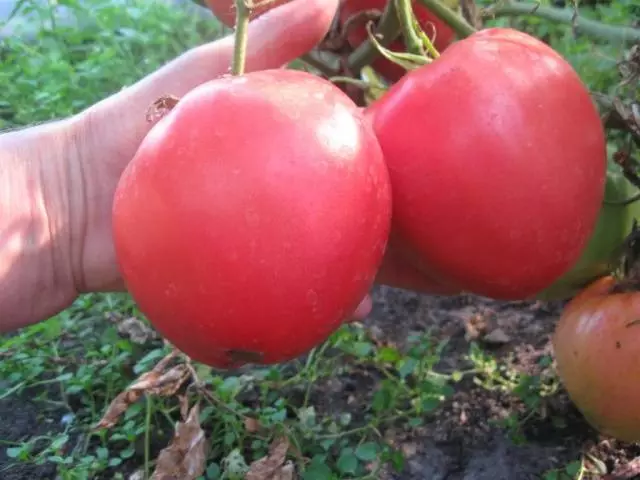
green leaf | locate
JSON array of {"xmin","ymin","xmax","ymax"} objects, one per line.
[
  {"xmin": 96, "ymin": 446, "xmax": 109, "ymax": 460},
  {"xmin": 408, "ymin": 417, "xmax": 423, "ymax": 427},
  {"xmin": 372, "ymin": 382, "xmax": 395, "ymax": 412},
  {"xmin": 398, "ymin": 358, "xmax": 418, "ymax": 378},
  {"xmin": 6, "ymin": 446, "xmax": 24, "ymax": 459},
  {"xmin": 421, "ymin": 397, "xmax": 442, "ymax": 412},
  {"xmin": 56, "ymin": 372, "xmax": 73, "ymax": 382},
  {"xmin": 355, "ymin": 442, "xmax": 379, "ymax": 461},
  {"xmin": 50, "ymin": 434, "xmax": 69, "ymax": 450},
  {"xmin": 352, "ymin": 341, "xmax": 373, "ymax": 357},
  {"xmin": 565, "ymin": 460, "xmax": 582, "ymax": 476},
  {"xmin": 336, "ymin": 449, "xmax": 359, "ymax": 474},
  {"xmin": 303, "ymin": 460, "xmax": 333, "ymax": 480},
  {"xmin": 320, "ymin": 439, "xmax": 335, "ymax": 451},
  {"xmin": 206, "ymin": 462, "xmax": 221, "ymax": 479},
  {"xmin": 376, "ymin": 347, "xmax": 402, "ymax": 363},
  {"xmin": 120, "ymin": 446, "xmax": 135, "ymax": 459}
]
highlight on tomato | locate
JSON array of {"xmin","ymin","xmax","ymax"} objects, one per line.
[{"xmin": 112, "ymin": 69, "xmax": 392, "ymax": 369}]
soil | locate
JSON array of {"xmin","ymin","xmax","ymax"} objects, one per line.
[{"xmin": 2, "ymin": 286, "xmax": 640, "ymax": 479}]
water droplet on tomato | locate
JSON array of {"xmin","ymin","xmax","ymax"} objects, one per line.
[{"xmin": 306, "ymin": 290, "xmax": 318, "ymax": 306}]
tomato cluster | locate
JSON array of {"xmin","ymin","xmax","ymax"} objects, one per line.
[{"xmin": 112, "ymin": 1, "xmax": 609, "ymax": 371}]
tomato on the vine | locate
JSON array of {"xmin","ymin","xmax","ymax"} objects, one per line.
[
  {"xmin": 112, "ymin": 69, "xmax": 392, "ymax": 369},
  {"xmin": 366, "ymin": 27, "xmax": 606, "ymax": 300},
  {"xmin": 338, "ymin": 0, "xmax": 456, "ymax": 82},
  {"xmin": 552, "ymin": 275, "xmax": 640, "ymax": 442},
  {"xmin": 203, "ymin": 0, "xmax": 291, "ymax": 27},
  {"xmin": 537, "ymin": 161, "xmax": 640, "ymax": 301}
]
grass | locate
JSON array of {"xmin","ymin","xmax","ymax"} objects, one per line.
[{"xmin": 1, "ymin": 0, "xmax": 638, "ymax": 479}]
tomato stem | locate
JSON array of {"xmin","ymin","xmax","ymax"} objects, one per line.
[
  {"xmin": 416, "ymin": 0, "xmax": 476, "ymax": 39},
  {"xmin": 364, "ymin": 20, "xmax": 431, "ymax": 71},
  {"xmin": 482, "ymin": 1, "xmax": 640, "ymax": 43},
  {"xmin": 232, "ymin": 0, "xmax": 251, "ymax": 75},
  {"xmin": 346, "ymin": 0, "xmax": 402, "ymax": 72},
  {"xmin": 395, "ymin": 0, "xmax": 425, "ymax": 56},
  {"xmin": 300, "ymin": 52, "xmax": 340, "ymax": 77}
]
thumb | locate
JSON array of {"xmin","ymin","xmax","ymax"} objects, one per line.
[
  {"xmin": 346, "ymin": 295, "xmax": 373, "ymax": 323},
  {"xmin": 87, "ymin": 0, "xmax": 339, "ymax": 151}
]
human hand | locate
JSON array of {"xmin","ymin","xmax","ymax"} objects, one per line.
[
  {"xmin": 61, "ymin": 0, "xmax": 451, "ymax": 322},
  {"xmin": 72, "ymin": 0, "xmax": 340, "ymax": 294},
  {"xmin": 61, "ymin": 0, "xmax": 377, "ymax": 321},
  {"xmin": 1, "ymin": 0, "xmax": 446, "ymax": 332}
]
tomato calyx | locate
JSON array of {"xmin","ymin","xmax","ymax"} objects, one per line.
[{"xmin": 363, "ymin": 19, "xmax": 432, "ymax": 72}]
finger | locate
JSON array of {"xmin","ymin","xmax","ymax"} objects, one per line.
[
  {"xmin": 88, "ymin": 0, "xmax": 339, "ymax": 149},
  {"xmin": 345, "ymin": 294, "xmax": 373, "ymax": 323}
]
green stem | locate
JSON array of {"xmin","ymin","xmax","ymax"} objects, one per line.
[
  {"xmin": 416, "ymin": 0, "xmax": 476, "ymax": 39},
  {"xmin": 300, "ymin": 51, "xmax": 340, "ymax": 77},
  {"xmin": 483, "ymin": 2, "xmax": 640, "ymax": 43},
  {"xmin": 347, "ymin": 0, "xmax": 402, "ymax": 72},
  {"xmin": 396, "ymin": 0, "xmax": 425, "ymax": 55},
  {"xmin": 232, "ymin": 0, "xmax": 251, "ymax": 75},
  {"xmin": 144, "ymin": 395, "xmax": 152, "ymax": 480}
]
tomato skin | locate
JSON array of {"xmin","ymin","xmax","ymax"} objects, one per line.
[
  {"xmin": 537, "ymin": 162, "xmax": 640, "ymax": 301},
  {"xmin": 366, "ymin": 27, "xmax": 606, "ymax": 300},
  {"xmin": 112, "ymin": 69, "xmax": 392, "ymax": 368},
  {"xmin": 204, "ymin": 0, "xmax": 292, "ymax": 26},
  {"xmin": 552, "ymin": 276, "xmax": 640, "ymax": 442},
  {"xmin": 338, "ymin": 0, "xmax": 456, "ymax": 82},
  {"xmin": 375, "ymin": 232, "xmax": 462, "ymax": 295}
]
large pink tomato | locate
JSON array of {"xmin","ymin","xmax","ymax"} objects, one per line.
[
  {"xmin": 366, "ymin": 27, "xmax": 606, "ymax": 300},
  {"xmin": 112, "ymin": 69, "xmax": 392, "ymax": 368}
]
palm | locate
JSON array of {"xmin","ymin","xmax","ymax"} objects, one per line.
[{"xmin": 73, "ymin": 0, "xmax": 341, "ymax": 293}]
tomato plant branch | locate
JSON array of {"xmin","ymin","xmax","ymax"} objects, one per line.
[
  {"xmin": 300, "ymin": 51, "xmax": 340, "ymax": 77},
  {"xmin": 347, "ymin": 0, "xmax": 402, "ymax": 72},
  {"xmin": 416, "ymin": 0, "xmax": 476, "ymax": 39},
  {"xmin": 231, "ymin": 0, "xmax": 251, "ymax": 75},
  {"xmin": 396, "ymin": 0, "xmax": 425, "ymax": 56},
  {"xmin": 482, "ymin": 2, "xmax": 640, "ymax": 43}
]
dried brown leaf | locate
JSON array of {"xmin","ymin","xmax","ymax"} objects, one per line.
[
  {"xmin": 246, "ymin": 437, "xmax": 294, "ymax": 480},
  {"xmin": 244, "ymin": 416, "xmax": 262, "ymax": 433},
  {"xmin": 150, "ymin": 403, "xmax": 207, "ymax": 480},
  {"xmin": 117, "ymin": 316, "xmax": 158, "ymax": 344},
  {"xmin": 146, "ymin": 95, "xmax": 180, "ymax": 123},
  {"xmin": 130, "ymin": 364, "xmax": 191, "ymax": 396},
  {"xmin": 482, "ymin": 328, "xmax": 511, "ymax": 345},
  {"xmin": 94, "ymin": 351, "xmax": 189, "ymax": 430},
  {"xmin": 611, "ymin": 456, "xmax": 640, "ymax": 478}
]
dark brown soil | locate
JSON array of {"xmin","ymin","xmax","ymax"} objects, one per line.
[
  {"xmin": 2, "ymin": 286, "xmax": 640, "ymax": 479},
  {"xmin": 0, "ymin": 392, "xmax": 63, "ymax": 480},
  {"xmin": 363, "ymin": 286, "xmax": 640, "ymax": 480}
]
